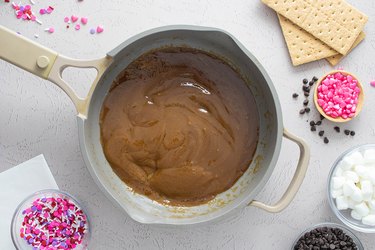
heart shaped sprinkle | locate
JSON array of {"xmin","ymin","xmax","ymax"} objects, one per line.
[{"xmin": 71, "ymin": 15, "xmax": 78, "ymax": 22}]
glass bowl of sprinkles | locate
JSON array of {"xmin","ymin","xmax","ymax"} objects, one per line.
[
  {"xmin": 313, "ymin": 70, "xmax": 364, "ymax": 123},
  {"xmin": 11, "ymin": 189, "xmax": 90, "ymax": 250}
]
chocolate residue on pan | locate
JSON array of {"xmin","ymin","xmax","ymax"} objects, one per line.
[{"xmin": 99, "ymin": 47, "xmax": 260, "ymax": 206}]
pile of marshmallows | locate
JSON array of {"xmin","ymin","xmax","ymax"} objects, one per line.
[{"xmin": 331, "ymin": 148, "xmax": 375, "ymax": 225}]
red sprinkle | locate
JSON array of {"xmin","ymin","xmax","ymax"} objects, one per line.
[{"xmin": 317, "ymin": 72, "xmax": 360, "ymax": 120}]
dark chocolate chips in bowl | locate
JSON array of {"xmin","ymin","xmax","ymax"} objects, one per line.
[{"xmin": 293, "ymin": 225, "xmax": 360, "ymax": 250}]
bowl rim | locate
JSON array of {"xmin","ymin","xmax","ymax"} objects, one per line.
[
  {"xmin": 10, "ymin": 189, "xmax": 91, "ymax": 249},
  {"xmin": 327, "ymin": 144, "xmax": 375, "ymax": 233},
  {"xmin": 291, "ymin": 222, "xmax": 364, "ymax": 250},
  {"xmin": 313, "ymin": 70, "xmax": 364, "ymax": 123}
]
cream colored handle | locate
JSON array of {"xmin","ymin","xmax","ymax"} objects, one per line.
[
  {"xmin": 248, "ymin": 129, "xmax": 310, "ymax": 213},
  {"xmin": 0, "ymin": 25, "xmax": 57, "ymax": 79},
  {"xmin": 0, "ymin": 25, "xmax": 112, "ymax": 118},
  {"xmin": 48, "ymin": 55, "xmax": 112, "ymax": 118}
]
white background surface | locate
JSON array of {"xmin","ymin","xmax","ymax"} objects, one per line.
[{"xmin": 1, "ymin": 0, "xmax": 375, "ymax": 249}]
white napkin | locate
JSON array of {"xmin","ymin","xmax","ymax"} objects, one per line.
[{"xmin": 0, "ymin": 154, "xmax": 58, "ymax": 249}]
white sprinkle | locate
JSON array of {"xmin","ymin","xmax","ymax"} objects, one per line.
[
  {"xmin": 34, "ymin": 34, "xmax": 39, "ymax": 38},
  {"xmin": 29, "ymin": 0, "xmax": 35, "ymax": 4},
  {"xmin": 35, "ymin": 18, "xmax": 42, "ymax": 25}
]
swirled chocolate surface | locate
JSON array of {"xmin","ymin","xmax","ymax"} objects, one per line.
[{"xmin": 100, "ymin": 47, "xmax": 259, "ymax": 206}]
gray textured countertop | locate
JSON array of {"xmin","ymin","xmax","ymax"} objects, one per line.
[{"xmin": 1, "ymin": 0, "xmax": 375, "ymax": 249}]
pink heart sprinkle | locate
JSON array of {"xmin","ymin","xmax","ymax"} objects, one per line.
[
  {"xmin": 96, "ymin": 25, "xmax": 104, "ymax": 33},
  {"xmin": 64, "ymin": 16, "xmax": 69, "ymax": 23},
  {"xmin": 80, "ymin": 17, "xmax": 88, "ymax": 24},
  {"xmin": 75, "ymin": 24, "xmax": 81, "ymax": 30},
  {"xmin": 370, "ymin": 80, "xmax": 375, "ymax": 87},
  {"xmin": 39, "ymin": 9, "xmax": 46, "ymax": 14},
  {"xmin": 71, "ymin": 15, "xmax": 79, "ymax": 23}
]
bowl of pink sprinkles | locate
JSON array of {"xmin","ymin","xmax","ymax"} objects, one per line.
[
  {"xmin": 11, "ymin": 189, "xmax": 90, "ymax": 250},
  {"xmin": 314, "ymin": 70, "xmax": 364, "ymax": 122}
]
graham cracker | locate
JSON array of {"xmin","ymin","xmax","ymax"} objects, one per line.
[
  {"xmin": 277, "ymin": 14, "xmax": 336, "ymax": 66},
  {"xmin": 277, "ymin": 14, "xmax": 366, "ymax": 66},
  {"xmin": 262, "ymin": 0, "xmax": 368, "ymax": 55},
  {"xmin": 326, "ymin": 32, "xmax": 365, "ymax": 66}
]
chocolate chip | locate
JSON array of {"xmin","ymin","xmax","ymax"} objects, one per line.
[
  {"xmin": 303, "ymin": 78, "xmax": 308, "ymax": 84},
  {"xmin": 311, "ymin": 126, "xmax": 316, "ymax": 131},
  {"xmin": 324, "ymin": 137, "xmax": 329, "ymax": 144},
  {"xmin": 303, "ymin": 85, "xmax": 311, "ymax": 92},
  {"xmin": 300, "ymin": 109, "xmax": 306, "ymax": 114},
  {"xmin": 304, "ymin": 92, "xmax": 310, "ymax": 97},
  {"xmin": 320, "ymin": 114, "xmax": 325, "ymax": 120},
  {"xmin": 334, "ymin": 126, "xmax": 340, "ymax": 133},
  {"xmin": 350, "ymin": 131, "xmax": 355, "ymax": 136},
  {"xmin": 309, "ymin": 81, "xmax": 315, "ymax": 86},
  {"xmin": 303, "ymin": 99, "xmax": 309, "ymax": 106},
  {"xmin": 344, "ymin": 129, "xmax": 350, "ymax": 135},
  {"xmin": 305, "ymin": 107, "xmax": 311, "ymax": 113},
  {"xmin": 310, "ymin": 121, "xmax": 315, "ymax": 126},
  {"xmin": 313, "ymin": 76, "xmax": 318, "ymax": 81},
  {"xmin": 319, "ymin": 131, "xmax": 324, "ymax": 136},
  {"xmin": 293, "ymin": 93, "xmax": 299, "ymax": 98},
  {"xmin": 316, "ymin": 121, "xmax": 322, "ymax": 126}
]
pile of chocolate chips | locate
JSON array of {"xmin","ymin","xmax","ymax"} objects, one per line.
[
  {"xmin": 294, "ymin": 226, "xmax": 358, "ymax": 250},
  {"xmin": 292, "ymin": 76, "xmax": 356, "ymax": 144}
]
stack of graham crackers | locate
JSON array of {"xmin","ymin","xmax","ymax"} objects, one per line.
[{"xmin": 262, "ymin": 0, "xmax": 368, "ymax": 66}]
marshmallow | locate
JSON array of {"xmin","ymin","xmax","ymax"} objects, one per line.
[
  {"xmin": 354, "ymin": 202, "xmax": 370, "ymax": 217},
  {"xmin": 336, "ymin": 196, "xmax": 349, "ymax": 210},
  {"xmin": 343, "ymin": 182, "xmax": 357, "ymax": 196},
  {"xmin": 363, "ymin": 149, "xmax": 375, "ymax": 162},
  {"xmin": 334, "ymin": 166, "xmax": 343, "ymax": 177},
  {"xmin": 350, "ymin": 186, "xmax": 363, "ymax": 202},
  {"xmin": 360, "ymin": 180, "xmax": 373, "ymax": 201},
  {"xmin": 347, "ymin": 151, "xmax": 364, "ymax": 165},
  {"xmin": 351, "ymin": 210, "xmax": 362, "ymax": 220},
  {"xmin": 354, "ymin": 165, "xmax": 367, "ymax": 178},
  {"xmin": 344, "ymin": 171, "xmax": 359, "ymax": 183},
  {"xmin": 368, "ymin": 200, "xmax": 375, "ymax": 211},
  {"xmin": 362, "ymin": 214, "xmax": 375, "ymax": 226},
  {"xmin": 331, "ymin": 189, "xmax": 343, "ymax": 199},
  {"xmin": 332, "ymin": 176, "xmax": 345, "ymax": 189},
  {"xmin": 365, "ymin": 169, "xmax": 375, "ymax": 184},
  {"xmin": 338, "ymin": 158, "xmax": 354, "ymax": 171},
  {"xmin": 347, "ymin": 198, "xmax": 359, "ymax": 209}
]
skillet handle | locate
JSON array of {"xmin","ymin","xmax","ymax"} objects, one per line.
[
  {"xmin": 0, "ymin": 25, "xmax": 112, "ymax": 118},
  {"xmin": 248, "ymin": 129, "xmax": 310, "ymax": 213},
  {"xmin": 48, "ymin": 55, "xmax": 112, "ymax": 118}
]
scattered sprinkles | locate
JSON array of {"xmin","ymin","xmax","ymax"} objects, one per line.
[
  {"xmin": 45, "ymin": 27, "xmax": 55, "ymax": 33},
  {"xmin": 7, "ymin": 2, "xmax": 104, "ymax": 36},
  {"xmin": 39, "ymin": 6, "xmax": 54, "ymax": 15},
  {"xmin": 80, "ymin": 17, "xmax": 88, "ymax": 25},
  {"xmin": 96, "ymin": 25, "xmax": 104, "ymax": 33},
  {"xmin": 19, "ymin": 196, "xmax": 88, "ymax": 249}
]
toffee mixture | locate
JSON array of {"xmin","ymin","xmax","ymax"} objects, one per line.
[{"xmin": 100, "ymin": 47, "xmax": 259, "ymax": 206}]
